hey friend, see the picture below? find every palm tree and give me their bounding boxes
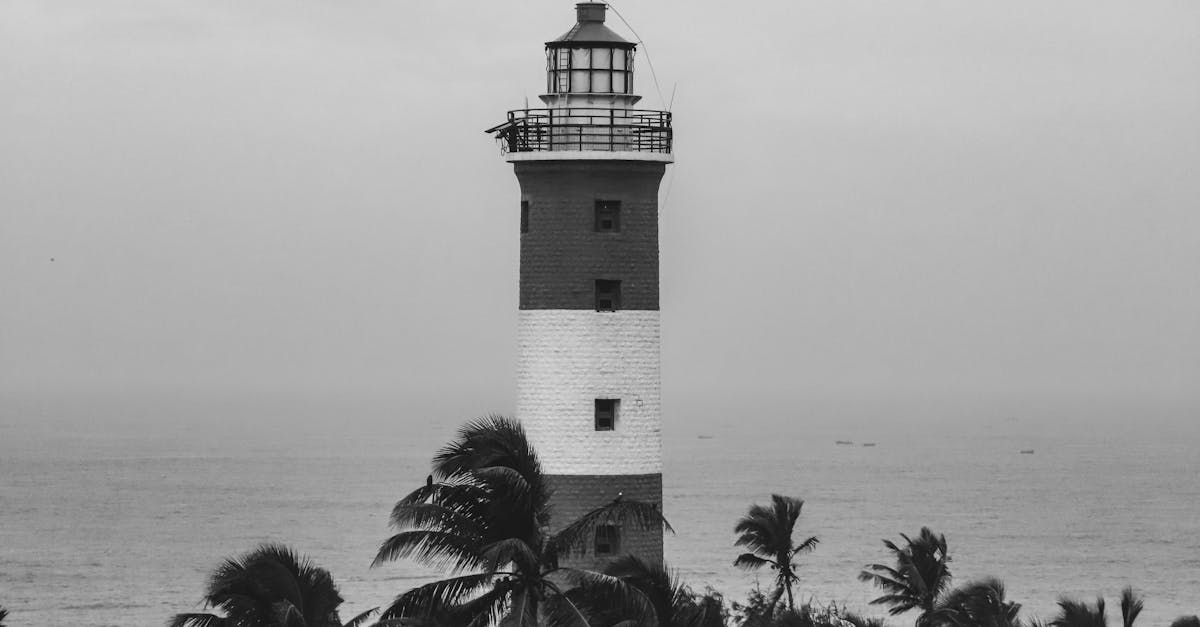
[169,543,371,627]
[1049,597,1106,627]
[371,415,672,625]
[570,554,725,627]
[858,527,952,625]
[928,578,1020,627]
[0,604,8,627]
[1118,588,1142,627]
[733,494,819,614]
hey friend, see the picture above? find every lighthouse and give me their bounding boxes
[487,3,672,567]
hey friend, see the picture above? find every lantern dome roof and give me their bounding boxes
[547,3,635,48]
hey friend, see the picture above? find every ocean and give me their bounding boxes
[2,405,1197,626]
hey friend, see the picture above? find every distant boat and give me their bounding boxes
[697,435,714,440]
[835,440,853,445]
[1020,449,1035,454]
[861,442,877,447]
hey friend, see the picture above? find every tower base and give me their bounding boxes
[548,472,664,570]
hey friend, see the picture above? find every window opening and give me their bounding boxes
[595,200,621,232]
[594,524,620,555]
[595,279,621,311]
[595,399,618,431]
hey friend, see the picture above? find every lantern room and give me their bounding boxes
[487,2,671,157]
[542,3,641,106]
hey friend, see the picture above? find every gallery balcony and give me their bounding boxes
[487,107,672,157]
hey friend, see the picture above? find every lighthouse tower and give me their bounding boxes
[487,3,672,566]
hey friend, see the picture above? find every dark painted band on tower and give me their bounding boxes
[516,161,665,311]
[547,472,664,568]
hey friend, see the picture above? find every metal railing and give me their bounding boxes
[487,108,672,155]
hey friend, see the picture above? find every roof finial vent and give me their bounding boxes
[576,2,606,24]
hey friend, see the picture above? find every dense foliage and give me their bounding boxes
[370,415,671,625]
[166,418,1191,627]
[168,543,375,627]
[859,527,953,623]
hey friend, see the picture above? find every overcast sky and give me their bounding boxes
[2,1,1197,428]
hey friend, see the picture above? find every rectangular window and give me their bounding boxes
[594,524,620,555]
[594,200,620,232]
[595,398,618,431]
[595,279,621,311]
[520,201,529,234]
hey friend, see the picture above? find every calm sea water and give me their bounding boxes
[2,406,1197,626]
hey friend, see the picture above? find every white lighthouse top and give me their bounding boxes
[485,3,672,162]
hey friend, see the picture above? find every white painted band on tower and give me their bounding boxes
[517,309,662,476]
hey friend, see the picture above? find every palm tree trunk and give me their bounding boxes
[785,576,795,613]
[768,584,786,618]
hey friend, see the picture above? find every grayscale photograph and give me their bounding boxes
[2,2,1198,626]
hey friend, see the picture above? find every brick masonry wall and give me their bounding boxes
[548,472,664,569]
[515,159,666,571]
[516,160,665,311]
[517,310,661,475]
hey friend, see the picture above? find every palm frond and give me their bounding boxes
[423,415,554,545]
[446,581,515,627]
[733,501,793,558]
[167,613,230,627]
[861,528,951,617]
[934,577,1020,627]
[398,472,489,507]
[478,537,540,575]
[550,497,672,558]
[342,606,380,627]
[186,543,344,627]
[542,590,599,627]
[1120,588,1143,627]
[379,573,501,620]
[600,555,700,627]
[859,565,911,596]
[792,536,820,555]
[550,570,652,627]
[866,594,920,615]
[372,529,485,571]
[389,501,486,538]
[433,417,542,490]
[1051,597,1108,627]
[734,552,774,571]
[208,543,305,609]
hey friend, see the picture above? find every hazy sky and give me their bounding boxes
[3,1,1198,427]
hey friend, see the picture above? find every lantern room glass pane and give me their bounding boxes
[593,48,611,69]
[571,48,591,69]
[592,70,611,92]
[613,49,627,70]
[570,70,589,92]
[612,72,626,93]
